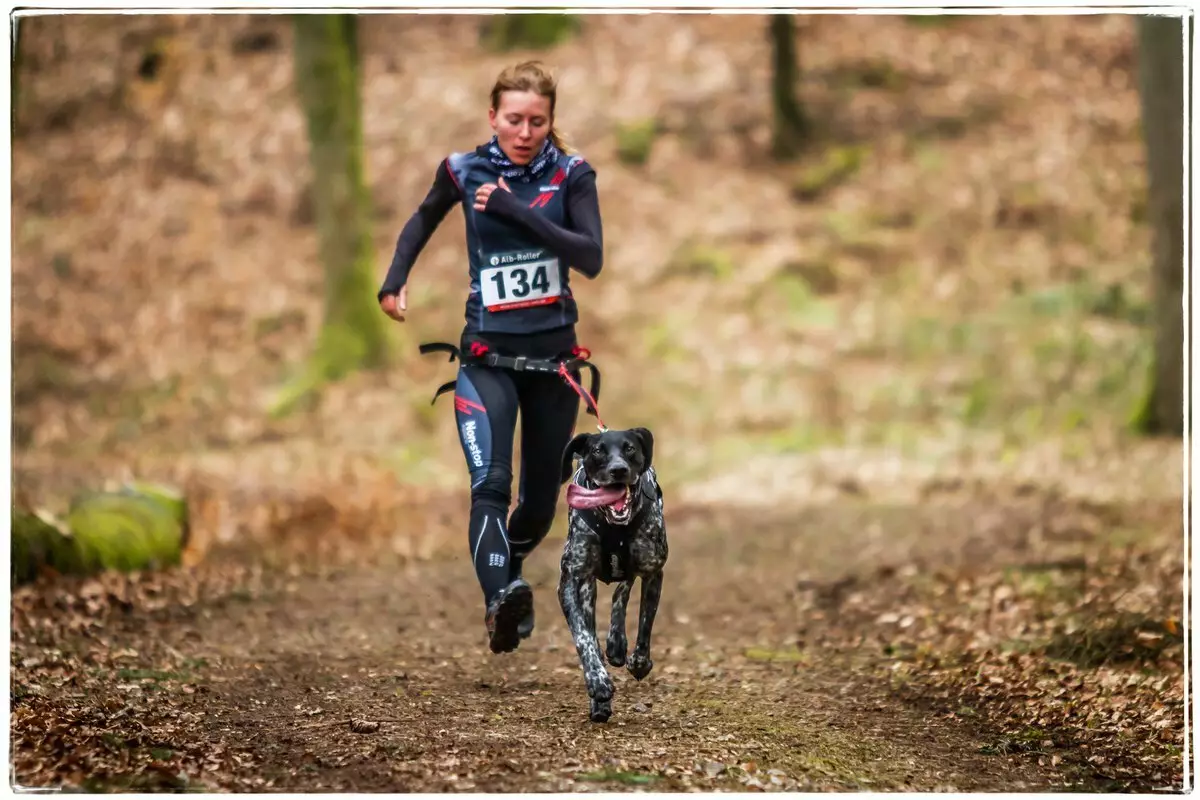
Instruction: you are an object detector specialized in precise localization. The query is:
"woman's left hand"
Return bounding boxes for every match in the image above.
[473,175,511,212]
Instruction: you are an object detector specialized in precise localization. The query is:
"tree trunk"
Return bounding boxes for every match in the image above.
[769,14,809,160]
[278,14,389,416]
[1132,14,1187,436]
[11,15,23,135]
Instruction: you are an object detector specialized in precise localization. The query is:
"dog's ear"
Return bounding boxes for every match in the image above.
[560,432,592,484]
[630,427,654,470]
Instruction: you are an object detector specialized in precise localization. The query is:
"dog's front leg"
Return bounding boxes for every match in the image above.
[628,570,663,681]
[558,549,614,722]
[605,580,633,667]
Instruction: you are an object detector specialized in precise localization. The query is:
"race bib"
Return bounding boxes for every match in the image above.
[480,252,562,312]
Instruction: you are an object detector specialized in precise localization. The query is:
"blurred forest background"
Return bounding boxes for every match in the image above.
[9,10,1190,793]
[10,10,1185,564]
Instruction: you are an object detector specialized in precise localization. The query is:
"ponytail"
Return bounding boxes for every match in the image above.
[549,127,573,155]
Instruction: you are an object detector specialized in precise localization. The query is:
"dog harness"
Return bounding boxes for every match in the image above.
[570,466,660,584]
[418,340,607,429]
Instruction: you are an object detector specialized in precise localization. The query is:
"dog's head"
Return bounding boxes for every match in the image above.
[561,427,654,524]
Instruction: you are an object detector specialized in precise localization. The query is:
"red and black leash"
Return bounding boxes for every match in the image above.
[556,346,607,432]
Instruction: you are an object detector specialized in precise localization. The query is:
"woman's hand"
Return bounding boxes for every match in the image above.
[473,175,511,212]
[380,285,407,322]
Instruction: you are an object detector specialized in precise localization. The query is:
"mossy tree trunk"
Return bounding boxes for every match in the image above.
[1132,14,1187,436]
[769,13,809,161]
[276,14,389,417]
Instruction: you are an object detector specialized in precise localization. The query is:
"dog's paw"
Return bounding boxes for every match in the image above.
[627,653,654,681]
[605,636,627,667]
[587,672,614,703]
[589,695,612,723]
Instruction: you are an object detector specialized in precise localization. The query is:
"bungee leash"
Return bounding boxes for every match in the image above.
[418,340,608,432]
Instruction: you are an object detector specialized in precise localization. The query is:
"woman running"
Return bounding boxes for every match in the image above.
[377,60,605,654]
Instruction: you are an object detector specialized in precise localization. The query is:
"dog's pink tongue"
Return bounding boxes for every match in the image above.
[566,484,626,510]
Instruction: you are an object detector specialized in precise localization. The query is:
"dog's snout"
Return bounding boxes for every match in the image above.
[608,464,629,482]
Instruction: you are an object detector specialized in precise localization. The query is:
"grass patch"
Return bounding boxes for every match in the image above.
[115,667,190,682]
[791,144,868,201]
[640,315,695,363]
[773,273,839,330]
[614,118,659,166]
[758,421,842,454]
[579,768,659,785]
[778,259,839,295]
[1007,277,1149,326]
[851,271,1153,440]
[661,241,735,281]
[979,726,1052,756]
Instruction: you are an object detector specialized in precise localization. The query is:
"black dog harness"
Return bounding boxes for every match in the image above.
[419,340,606,426]
[571,467,661,584]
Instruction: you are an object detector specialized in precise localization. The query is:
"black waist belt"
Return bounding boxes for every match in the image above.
[418,341,603,418]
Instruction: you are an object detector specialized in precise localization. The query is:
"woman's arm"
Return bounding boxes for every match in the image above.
[482,165,604,279]
[377,158,462,302]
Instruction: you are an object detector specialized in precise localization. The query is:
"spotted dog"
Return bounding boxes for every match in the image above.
[557,427,667,723]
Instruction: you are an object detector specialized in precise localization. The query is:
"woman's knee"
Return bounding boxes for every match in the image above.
[470,468,513,511]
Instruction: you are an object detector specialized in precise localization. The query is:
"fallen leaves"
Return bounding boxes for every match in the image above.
[793,492,1185,792]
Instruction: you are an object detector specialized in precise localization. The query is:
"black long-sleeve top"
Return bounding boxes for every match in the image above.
[377,157,604,302]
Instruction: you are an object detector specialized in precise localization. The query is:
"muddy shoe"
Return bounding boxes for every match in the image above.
[518,605,535,640]
[485,578,533,654]
[508,557,534,639]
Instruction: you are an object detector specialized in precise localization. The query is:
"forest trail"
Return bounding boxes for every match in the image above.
[11,490,1182,792]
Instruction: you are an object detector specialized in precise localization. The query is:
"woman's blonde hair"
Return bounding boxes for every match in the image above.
[489,60,573,154]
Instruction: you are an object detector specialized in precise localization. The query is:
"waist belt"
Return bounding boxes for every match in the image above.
[418,341,603,420]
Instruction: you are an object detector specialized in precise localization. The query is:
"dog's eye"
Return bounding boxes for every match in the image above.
[622,442,635,454]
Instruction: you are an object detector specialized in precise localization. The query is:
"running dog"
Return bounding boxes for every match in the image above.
[558,427,667,723]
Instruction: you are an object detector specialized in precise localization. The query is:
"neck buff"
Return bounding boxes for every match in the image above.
[482,135,560,183]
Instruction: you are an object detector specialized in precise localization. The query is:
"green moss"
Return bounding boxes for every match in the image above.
[614,118,658,166]
[662,242,736,281]
[66,490,185,574]
[11,509,79,584]
[580,769,659,785]
[792,145,867,201]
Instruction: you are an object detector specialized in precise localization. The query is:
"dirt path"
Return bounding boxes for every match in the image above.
[19,489,1177,794]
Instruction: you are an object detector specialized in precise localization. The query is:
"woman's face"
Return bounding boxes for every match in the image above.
[489,90,552,165]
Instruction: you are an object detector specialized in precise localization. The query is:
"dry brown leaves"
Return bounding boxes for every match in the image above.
[792,492,1185,792]
[10,561,275,791]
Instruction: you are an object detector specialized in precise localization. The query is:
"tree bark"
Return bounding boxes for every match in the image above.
[11,15,23,135]
[280,14,389,415]
[1133,14,1187,436]
[769,14,809,160]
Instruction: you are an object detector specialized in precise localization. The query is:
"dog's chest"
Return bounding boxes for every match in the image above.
[583,503,665,584]
[596,524,634,584]
[587,521,663,583]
